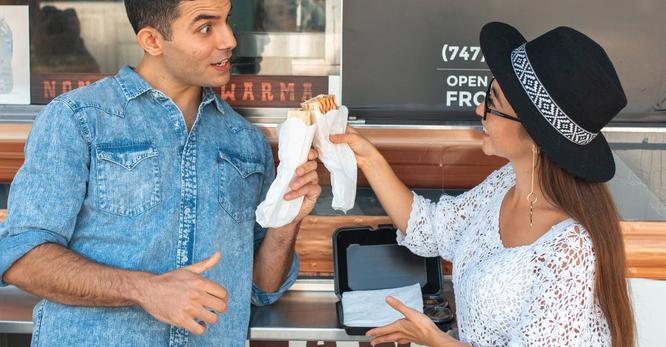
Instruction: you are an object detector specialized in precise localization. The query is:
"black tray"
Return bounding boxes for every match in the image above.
[333,224,448,335]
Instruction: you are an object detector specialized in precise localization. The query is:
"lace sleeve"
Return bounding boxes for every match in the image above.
[397,164,514,260]
[507,224,609,346]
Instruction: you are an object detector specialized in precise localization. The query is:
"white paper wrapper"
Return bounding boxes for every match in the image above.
[312,105,357,212]
[255,117,316,228]
[342,283,424,327]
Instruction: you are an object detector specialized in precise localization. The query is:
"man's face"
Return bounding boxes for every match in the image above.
[160,0,236,88]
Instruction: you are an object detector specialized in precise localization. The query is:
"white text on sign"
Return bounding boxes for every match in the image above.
[445,75,489,107]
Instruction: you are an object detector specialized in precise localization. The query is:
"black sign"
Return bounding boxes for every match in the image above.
[342,0,666,122]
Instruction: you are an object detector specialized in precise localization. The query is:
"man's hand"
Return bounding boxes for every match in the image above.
[136,252,228,336]
[284,148,322,224]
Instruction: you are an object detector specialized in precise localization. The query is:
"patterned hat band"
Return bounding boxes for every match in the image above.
[511,44,598,146]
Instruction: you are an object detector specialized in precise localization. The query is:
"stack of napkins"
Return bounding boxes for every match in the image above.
[341,283,423,327]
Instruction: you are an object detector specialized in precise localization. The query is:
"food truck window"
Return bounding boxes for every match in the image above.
[341,0,666,125]
[10,0,340,108]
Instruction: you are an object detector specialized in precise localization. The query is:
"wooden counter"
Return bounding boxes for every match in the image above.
[0,211,663,279]
[0,124,664,279]
[0,124,29,183]
[0,124,506,188]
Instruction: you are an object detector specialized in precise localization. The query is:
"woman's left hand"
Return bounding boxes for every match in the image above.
[366,296,463,347]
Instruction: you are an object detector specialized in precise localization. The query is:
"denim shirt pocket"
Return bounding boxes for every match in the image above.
[217,150,264,222]
[95,142,161,217]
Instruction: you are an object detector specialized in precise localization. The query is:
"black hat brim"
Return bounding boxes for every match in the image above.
[480,22,614,182]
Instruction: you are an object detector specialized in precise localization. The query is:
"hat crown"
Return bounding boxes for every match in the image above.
[523,27,627,133]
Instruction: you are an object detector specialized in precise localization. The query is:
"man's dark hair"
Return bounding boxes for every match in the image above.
[124,0,183,40]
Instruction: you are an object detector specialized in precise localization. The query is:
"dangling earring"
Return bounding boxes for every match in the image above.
[527,145,538,232]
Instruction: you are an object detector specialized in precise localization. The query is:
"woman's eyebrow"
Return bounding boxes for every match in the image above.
[490,83,505,108]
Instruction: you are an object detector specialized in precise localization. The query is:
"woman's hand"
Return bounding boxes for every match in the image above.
[329,126,381,169]
[366,296,464,347]
[331,126,413,231]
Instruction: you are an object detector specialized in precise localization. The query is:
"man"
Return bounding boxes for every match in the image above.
[0,0,321,345]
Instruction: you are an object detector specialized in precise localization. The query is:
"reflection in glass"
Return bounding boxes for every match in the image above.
[31,5,100,73]
[28,0,337,76]
[254,0,326,32]
[606,131,666,221]
[231,0,339,76]
[30,0,141,75]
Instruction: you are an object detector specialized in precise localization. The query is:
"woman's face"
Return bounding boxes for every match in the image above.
[475,79,534,160]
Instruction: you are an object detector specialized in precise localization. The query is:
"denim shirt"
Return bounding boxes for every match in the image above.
[0,66,298,347]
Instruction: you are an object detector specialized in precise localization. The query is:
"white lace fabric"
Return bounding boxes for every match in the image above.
[397,164,611,346]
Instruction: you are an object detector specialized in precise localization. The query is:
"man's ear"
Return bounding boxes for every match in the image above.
[136,27,166,56]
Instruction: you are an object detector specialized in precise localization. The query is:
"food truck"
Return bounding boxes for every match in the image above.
[0,0,664,346]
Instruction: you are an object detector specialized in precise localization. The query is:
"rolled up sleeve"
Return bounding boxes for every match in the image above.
[0,99,90,286]
[251,249,299,306]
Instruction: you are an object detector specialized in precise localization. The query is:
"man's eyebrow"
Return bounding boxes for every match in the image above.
[190,14,221,27]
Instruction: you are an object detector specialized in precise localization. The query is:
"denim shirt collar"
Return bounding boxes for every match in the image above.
[114,65,153,100]
[112,65,251,132]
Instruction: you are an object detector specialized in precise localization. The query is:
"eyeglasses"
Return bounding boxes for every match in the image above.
[484,78,521,123]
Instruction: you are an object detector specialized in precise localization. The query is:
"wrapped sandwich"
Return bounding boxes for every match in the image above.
[255,108,316,228]
[306,95,357,212]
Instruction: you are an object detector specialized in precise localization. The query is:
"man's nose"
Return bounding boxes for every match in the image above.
[217,26,237,51]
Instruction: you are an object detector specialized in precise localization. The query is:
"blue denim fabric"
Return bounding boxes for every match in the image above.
[0,66,298,346]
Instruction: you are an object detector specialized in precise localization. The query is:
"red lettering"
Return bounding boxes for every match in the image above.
[77,80,91,88]
[242,82,255,101]
[221,83,236,101]
[301,83,313,102]
[43,80,56,99]
[261,82,274,102]
[279,82,295,102]
[62,81,73,93]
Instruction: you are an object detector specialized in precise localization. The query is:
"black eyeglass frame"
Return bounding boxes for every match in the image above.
[484,78,522,123]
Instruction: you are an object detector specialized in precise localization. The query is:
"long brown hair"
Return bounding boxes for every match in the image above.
[539,152,635,347]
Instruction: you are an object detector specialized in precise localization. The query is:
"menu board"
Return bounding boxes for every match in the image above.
[342,0,666,122]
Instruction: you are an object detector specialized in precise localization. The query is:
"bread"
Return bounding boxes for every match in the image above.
[287,109,312,126]
[301,94,338,114]
[287,94,338,125]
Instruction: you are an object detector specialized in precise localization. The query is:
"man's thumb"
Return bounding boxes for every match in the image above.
[184,251,221,274]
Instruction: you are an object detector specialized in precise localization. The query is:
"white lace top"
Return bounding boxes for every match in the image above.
[397,164,611,346]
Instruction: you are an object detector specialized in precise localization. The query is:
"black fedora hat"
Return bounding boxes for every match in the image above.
[480,22,627,182]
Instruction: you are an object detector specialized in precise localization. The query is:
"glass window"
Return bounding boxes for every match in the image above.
[606,130,666,221]
[232,0,339,76]
[23,0,341,107]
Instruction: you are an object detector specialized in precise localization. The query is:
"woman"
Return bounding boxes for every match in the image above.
[330,22,634,346]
